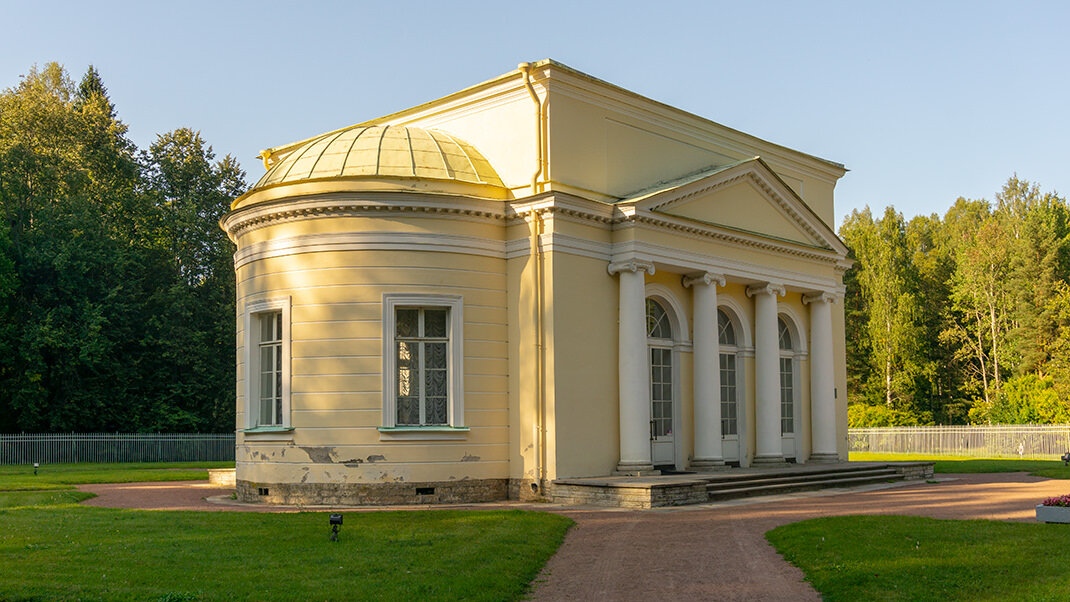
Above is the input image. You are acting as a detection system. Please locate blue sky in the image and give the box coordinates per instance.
[3,0,1067,227]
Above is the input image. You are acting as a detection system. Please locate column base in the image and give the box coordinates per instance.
[808,452,840,464]
[690,458,728,472]
[613,462,659,476]
[751,454,786,465]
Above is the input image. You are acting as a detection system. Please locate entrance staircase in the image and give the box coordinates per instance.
[551,461,934,509]
[703,463,904,502]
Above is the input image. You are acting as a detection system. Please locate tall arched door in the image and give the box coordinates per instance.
[646,298,675,468]
[718,309,744,464]
[778,317,797,460]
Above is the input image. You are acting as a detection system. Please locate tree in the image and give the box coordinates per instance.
[840,207,923,410]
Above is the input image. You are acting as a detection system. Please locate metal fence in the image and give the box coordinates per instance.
[0,433,235,464]
[849,425,1070,459]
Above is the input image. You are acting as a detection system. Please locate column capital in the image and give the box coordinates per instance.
[683,272,726,288]
[608,260,655,276]
[803,291,839,305]
[746,283,785,298]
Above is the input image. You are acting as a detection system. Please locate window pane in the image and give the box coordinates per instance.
[397,397,420,425]
[260,372,273,402]
[426,342,447,370]
[275,313,283,341]
[781,357,794,433]
[260,313,275,343]
[424,309,447,338]
[425,397,448,425]
[425,368,447,398]
[259,386,273,425]
[396,309,418,338]
[778,318,792,350]
[646,299,671,339]
[718,309,735,346]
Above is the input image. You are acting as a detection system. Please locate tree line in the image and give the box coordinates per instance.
[842,177,1070,426]
[0,63,243,433]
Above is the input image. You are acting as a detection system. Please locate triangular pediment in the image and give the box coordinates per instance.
[624,158,847,254]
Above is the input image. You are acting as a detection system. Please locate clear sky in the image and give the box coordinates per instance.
[3,0,1067,227]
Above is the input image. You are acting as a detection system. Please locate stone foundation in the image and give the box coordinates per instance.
[889,462,935,480]
[237,478,509,506]
[552,479,708,509]
[208,468,236,487]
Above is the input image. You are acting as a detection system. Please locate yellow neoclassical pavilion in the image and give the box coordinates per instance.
[221,60,851,505]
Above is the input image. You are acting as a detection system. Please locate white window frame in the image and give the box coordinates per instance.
[381,294,465,433]
[243,296,292,432]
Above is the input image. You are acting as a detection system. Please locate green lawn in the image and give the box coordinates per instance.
[0,461,234,491]
[767,515,1070,601]
[850,452,1070,479]
[0,505,572,601]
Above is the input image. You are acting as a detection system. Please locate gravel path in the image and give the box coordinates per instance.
[77,472,1069,601]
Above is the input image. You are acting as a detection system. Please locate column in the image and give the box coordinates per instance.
[747,282,786,464]
[685,272,726,470]
[609,259,656,474]
[804,292,839,462]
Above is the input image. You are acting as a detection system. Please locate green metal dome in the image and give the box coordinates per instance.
[252,124,504,191]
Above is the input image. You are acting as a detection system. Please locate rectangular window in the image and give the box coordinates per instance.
[258,312,283,426]
[720,353,737,436]
[381,294,464,433]
[395,307,450,426]
[243,297,290,432]
[780,356,794,434]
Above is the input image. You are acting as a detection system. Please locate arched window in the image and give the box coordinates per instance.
[778,317,794,434]
[646,298,672,339]
[718,309,738,436]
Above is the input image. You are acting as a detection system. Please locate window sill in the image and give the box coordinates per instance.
[378,426,470,441]
[241,426,295,442]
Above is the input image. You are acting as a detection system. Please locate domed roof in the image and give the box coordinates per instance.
[252,125,504,191]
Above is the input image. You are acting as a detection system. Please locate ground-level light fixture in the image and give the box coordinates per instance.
[1062,452,1070,466]
[33,463,39,475]
[329,513,343,541]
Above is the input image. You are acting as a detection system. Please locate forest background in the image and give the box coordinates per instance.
[1,63,1066,433]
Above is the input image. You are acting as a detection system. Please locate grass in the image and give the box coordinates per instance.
[0,462,234,491]
[767,515,1070,601]
[0,490,96,508]
[0,506,572,601]
[850,452,1070,479]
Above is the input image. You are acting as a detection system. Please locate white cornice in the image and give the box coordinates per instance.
[612,240,844,295]
[221,192,508,239]
[234,232,506,270]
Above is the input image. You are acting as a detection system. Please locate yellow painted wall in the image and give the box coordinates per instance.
[234,237,510,485]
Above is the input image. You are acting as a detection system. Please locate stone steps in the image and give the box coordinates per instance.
[705,467,902,502]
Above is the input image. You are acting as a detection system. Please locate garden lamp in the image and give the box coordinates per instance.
[329,513,343,541]
[33,463,39,475]
[1062,452,1070,466]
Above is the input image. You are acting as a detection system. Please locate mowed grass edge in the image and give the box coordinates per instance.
[0,506,572,601]
[766,515,1070,601]
[0,461,234,491]
[849,452,1070,479]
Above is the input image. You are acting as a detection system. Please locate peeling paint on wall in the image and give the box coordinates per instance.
[461,453,480,462]
[300,446,334,464]
[366,454,386,463]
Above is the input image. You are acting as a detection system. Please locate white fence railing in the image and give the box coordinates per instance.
[0,433,235,464]
[849,425,1070,459]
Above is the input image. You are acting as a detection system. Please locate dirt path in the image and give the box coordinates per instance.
[530,473,1068,601]
[77,473,1070,601]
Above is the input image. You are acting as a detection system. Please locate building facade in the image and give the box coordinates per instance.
[221,60,851,504]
